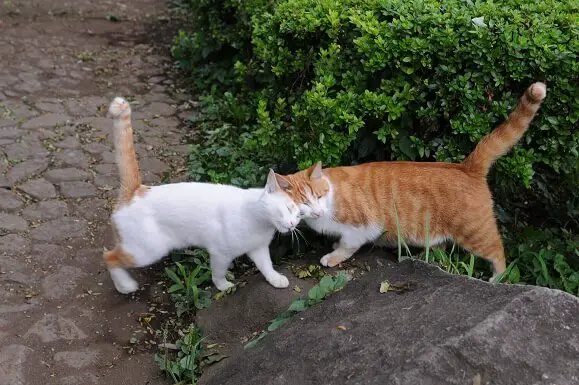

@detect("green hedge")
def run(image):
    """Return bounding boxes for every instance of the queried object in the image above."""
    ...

[172,0,579,292]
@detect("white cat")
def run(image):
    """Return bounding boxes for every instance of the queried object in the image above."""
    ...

[103,97,300,294]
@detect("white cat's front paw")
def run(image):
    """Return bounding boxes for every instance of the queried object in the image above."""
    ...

[266,272,289,289]
[214,279,235,292]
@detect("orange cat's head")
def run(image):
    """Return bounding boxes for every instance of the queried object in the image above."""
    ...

[277,162,331,219]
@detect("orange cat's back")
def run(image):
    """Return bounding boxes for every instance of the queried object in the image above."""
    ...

[325,161,490,235]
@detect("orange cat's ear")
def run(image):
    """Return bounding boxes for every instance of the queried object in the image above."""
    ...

[265,169,281,193]
[275,174,292,191]
[308,161,323,180]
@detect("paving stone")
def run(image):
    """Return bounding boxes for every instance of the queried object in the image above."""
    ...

[44,168,92,183]
[29,217,88,242]
[139,157,169,174]
[6,159,48,184]
[35,101,67,114]
[94,163,116,175]
[100,151,115,163]
[55,136,81,149]
[58,374,99,385]
[22,200,69,221]
[65,96,108,116]
[0,127,21,139]
[0,234,30,254]
[73,198,108,220]
[134,101,175,119]
[0,175,8,189]
[3,141,48,161]
[150,116,180,128]
[21,113,71,129]
[18,178,56,199]
[0,119,17,128]
[59,181,98,198]
[0,213,28,232]
[0,188,24,212]
[82,142,108,154]
[24,314,87,343]
[54,348,99,369]
[30,244,67,265]
[55,149,89,168]
[0,344,30,385]
[42,265,86,299]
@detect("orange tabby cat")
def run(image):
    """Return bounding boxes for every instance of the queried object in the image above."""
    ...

[277,82,547,280]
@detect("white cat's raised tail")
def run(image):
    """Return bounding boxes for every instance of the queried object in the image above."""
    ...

[104,97,300,294]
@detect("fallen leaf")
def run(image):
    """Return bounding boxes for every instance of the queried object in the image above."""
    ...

[336,325,347,331]
[379,280,390,293]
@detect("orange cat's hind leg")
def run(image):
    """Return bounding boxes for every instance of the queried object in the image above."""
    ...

[103,246,139,294]
[457,223,506,282]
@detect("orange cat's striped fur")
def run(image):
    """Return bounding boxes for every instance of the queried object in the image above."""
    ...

[278,82,547,279]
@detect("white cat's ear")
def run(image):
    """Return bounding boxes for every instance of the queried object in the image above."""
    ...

[275,174,292,191]
[309,161,323,180]
[265,169,280,193]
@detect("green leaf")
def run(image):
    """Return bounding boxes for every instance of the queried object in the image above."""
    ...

[318,275,335,294]
[165,268,182,285]
[168,283,183,293]
[244,331,267,349]
[332,272,349,290]
[308,285,326,301]
[268,316,291,331]
[288,298,308,312]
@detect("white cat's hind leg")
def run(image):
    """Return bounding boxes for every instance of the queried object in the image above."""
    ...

[109,267,139,294]
[247,246,289,289]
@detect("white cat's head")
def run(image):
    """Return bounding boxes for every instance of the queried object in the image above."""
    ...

[260,170,301,233]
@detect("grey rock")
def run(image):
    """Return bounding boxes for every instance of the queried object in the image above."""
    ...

[0,213,28,232]
[59,181,97,198]
[200,258,579,385]
[0,189,24,212]
[44,168,92,183]
[22,200,69,221]
[21,113,71,129]
[134,101,175,119]
[29,218,88,242]
[18,178,56,199]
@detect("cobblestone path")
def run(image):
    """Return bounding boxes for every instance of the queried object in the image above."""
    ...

[0,1,194,383]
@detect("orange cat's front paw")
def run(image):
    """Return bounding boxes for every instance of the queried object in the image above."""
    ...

[320,252,344,267]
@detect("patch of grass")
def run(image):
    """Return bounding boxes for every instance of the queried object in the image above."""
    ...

[244,271,350,349]
[155,326,204,384]
[165,250,212,317]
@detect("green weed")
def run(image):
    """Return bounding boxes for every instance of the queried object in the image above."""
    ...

[244,271,350,349]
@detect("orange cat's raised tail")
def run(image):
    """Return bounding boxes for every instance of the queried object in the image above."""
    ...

[463,82,547,176]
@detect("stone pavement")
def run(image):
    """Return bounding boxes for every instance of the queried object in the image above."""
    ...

[1,1,194,384]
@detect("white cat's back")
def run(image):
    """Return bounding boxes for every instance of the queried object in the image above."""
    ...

[112,182,271,266]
